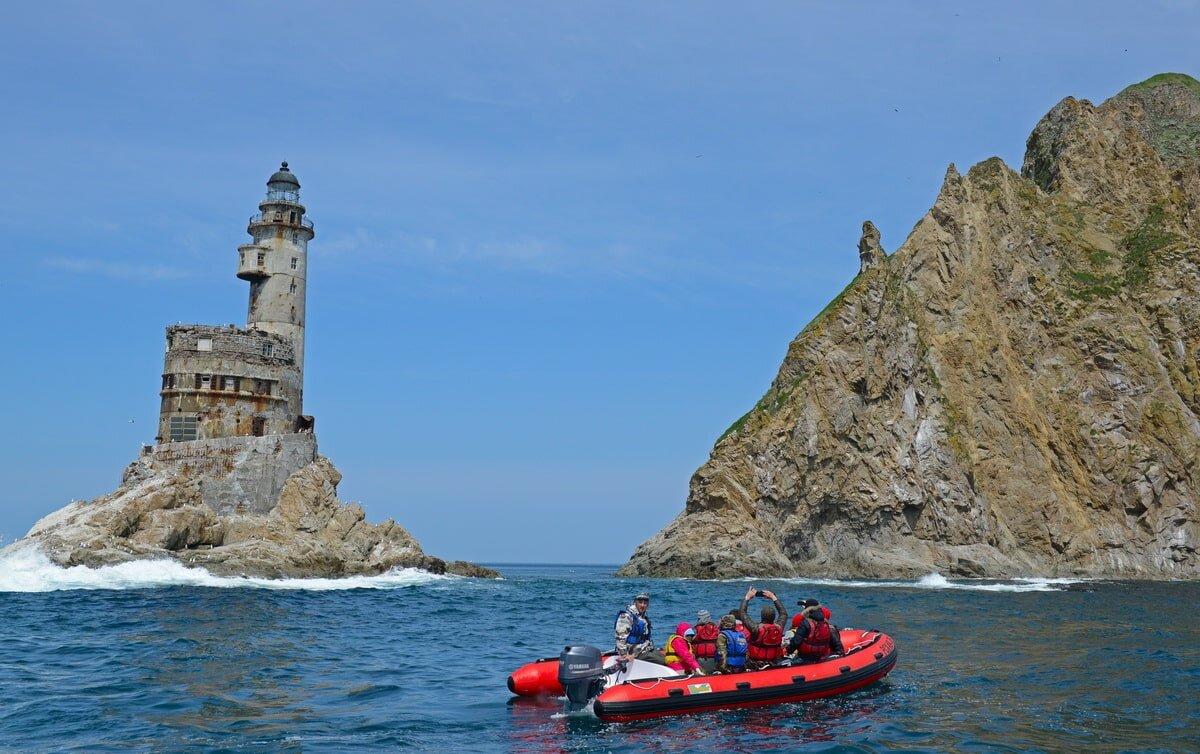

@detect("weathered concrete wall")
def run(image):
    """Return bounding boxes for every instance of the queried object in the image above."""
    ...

[158,324,302,442]
[245,197,311,373]
[136,433,318,516]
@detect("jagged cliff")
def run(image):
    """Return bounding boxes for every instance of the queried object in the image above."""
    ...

[620,73,1200,579]
[8,438,497,579]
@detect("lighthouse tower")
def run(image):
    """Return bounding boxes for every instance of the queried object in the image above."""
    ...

[237,162,315,376]
[156,163,316,444]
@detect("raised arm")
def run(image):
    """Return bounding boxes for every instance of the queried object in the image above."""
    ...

[761,589,788,628]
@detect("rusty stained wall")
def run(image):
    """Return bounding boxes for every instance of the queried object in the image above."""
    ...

[148,433,318,516]
[158,324,302,443]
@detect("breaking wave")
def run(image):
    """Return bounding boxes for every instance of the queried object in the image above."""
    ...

[717,572,1087,592]
[0,544,457,593]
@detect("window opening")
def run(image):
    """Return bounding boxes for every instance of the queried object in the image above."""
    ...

[262,342,274,357]
[169,415,198,442]
[290,257,298,270]
[223,376,237,391]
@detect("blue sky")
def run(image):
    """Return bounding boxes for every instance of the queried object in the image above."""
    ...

[1,2,1197,564]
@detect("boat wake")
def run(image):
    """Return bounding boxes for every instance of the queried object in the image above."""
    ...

[0,544,457,593]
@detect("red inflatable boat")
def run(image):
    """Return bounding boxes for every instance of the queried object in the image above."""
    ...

[507,628,897,722]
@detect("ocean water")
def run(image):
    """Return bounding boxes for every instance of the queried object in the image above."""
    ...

[1,549,1198,752]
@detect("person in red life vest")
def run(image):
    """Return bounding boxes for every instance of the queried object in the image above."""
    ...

[736,586,789,670]
[783,611,806,647]
[663,622,703,676]
[785,598,833,645]
[796,597,832,621]
[787,602,845,662]
[690,610,720,673]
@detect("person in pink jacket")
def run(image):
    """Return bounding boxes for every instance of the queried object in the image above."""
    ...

[664,622,703,675]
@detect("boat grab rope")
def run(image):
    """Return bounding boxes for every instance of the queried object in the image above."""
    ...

[624,678,668,690]
[844,631,882,654]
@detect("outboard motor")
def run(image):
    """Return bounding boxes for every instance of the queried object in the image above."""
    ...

[557,645,606,709]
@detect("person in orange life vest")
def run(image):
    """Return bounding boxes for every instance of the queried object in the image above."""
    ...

[690,610,720,673]
[663,623,702,676]
[736,586,789,670]
[788,602,845,662]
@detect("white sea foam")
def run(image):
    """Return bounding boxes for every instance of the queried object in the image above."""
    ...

[0,544,457,593]
[714,572,1087,592]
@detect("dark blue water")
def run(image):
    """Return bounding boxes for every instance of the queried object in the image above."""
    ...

[1,558,1197,752]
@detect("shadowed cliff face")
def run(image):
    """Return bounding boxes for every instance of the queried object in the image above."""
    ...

[620,74,1200,579]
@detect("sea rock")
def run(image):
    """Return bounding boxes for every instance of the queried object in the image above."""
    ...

[13,448,498,579]
[620,73,1200,580]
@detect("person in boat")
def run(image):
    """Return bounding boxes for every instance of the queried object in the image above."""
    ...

[797,597,832,621]
[615,592,666,664]
[787,602,845,662]
[783,612,804,647]
[737,587,789,670]
[714,613,749,673]
[734,618,751,642]
[691,610,720,673]
[786,599,833,644]
[664,623,703,676]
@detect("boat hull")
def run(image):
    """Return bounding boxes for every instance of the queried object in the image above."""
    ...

[507,630,898,721]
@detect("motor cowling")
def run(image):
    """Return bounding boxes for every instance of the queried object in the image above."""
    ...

[557,645,605,708]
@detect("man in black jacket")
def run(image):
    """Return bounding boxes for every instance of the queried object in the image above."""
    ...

[788,602,845,662]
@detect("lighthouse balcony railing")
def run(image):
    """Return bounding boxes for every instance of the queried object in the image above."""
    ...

[248,213,314,229]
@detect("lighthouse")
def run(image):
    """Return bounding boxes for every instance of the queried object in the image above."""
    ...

[238,162,315,375]
[157,163,315,444]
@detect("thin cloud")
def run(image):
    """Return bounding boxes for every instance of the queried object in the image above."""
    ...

[318,227,659,280]
[314,226,835,293]
[44,256,190,281]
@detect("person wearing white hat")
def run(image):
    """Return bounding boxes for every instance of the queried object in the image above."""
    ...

[614,592,666,664]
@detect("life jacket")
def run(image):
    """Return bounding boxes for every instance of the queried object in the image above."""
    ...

[663,633,689,665]
[748,622,785,661]
[720,629,748,668]
[615,609,651,648]
[797,617,833,659]
[692,622,719,658]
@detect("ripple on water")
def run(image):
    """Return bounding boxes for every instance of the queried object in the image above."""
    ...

[1,567,1199,752]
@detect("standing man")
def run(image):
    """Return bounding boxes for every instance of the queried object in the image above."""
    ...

[615,592,666,664]
[736,586,789,670]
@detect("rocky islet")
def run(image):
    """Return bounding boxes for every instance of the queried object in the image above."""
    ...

[621,74,1200,580]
